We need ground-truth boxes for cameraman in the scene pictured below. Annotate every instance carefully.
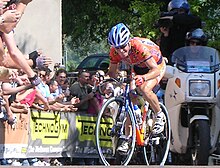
[158,0,202,64]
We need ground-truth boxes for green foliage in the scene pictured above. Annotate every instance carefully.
[188,0,220,45]
[62,0,220,71]
[128,0,161,39]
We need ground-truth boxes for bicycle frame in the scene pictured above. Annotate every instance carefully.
[121,80,148,146]
[95,76,171,166]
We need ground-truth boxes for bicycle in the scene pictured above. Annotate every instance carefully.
[95,73,171,166]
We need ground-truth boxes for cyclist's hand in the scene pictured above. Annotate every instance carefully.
[134,75,145,86]
[163,57,168,64]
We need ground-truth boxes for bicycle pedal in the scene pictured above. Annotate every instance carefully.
[116,121,123,125]
[150,137,160,145]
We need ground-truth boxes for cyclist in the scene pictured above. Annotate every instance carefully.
[185,28,208,46]
[107,22,166,152]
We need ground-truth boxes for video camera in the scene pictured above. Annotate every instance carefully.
[154,10,178,28]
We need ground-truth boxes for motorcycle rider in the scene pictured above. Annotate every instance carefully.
[185,28,208,46]
[106,23,166,153]
[171,28,208,66]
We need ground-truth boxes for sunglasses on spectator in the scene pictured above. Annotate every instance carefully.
[39,74,46,77]
[59,76,66,79]
[115,43,128,49]
[189,40,201,46]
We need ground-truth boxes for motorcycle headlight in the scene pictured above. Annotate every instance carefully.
[189,80,211,97]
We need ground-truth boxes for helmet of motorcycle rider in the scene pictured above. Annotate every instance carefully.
[167,0,190,14]
[185,28,208,46]
[108,23,130,48]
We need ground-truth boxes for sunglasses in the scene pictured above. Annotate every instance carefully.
[39,74,46,78]
[189,40,201,46]
[115,43,127,49]
[59,76,66,79]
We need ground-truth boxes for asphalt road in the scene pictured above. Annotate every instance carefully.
[1,166,219,168]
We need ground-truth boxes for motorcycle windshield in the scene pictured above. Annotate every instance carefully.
[171,46,220,73]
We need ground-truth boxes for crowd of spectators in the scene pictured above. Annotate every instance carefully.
[0,0,92,166]
[0,0,109,163]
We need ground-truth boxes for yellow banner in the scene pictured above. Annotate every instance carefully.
[30,111,69,144]
[76,115,113,147]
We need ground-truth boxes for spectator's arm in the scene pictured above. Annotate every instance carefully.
[2,82,32,95]
[2,31,36,78]
[73,92,94,108]
[35,88,50,111]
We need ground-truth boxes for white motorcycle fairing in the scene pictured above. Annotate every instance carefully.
[164,46,220,155]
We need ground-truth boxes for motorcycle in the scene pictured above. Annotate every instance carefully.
[164,46,220,165]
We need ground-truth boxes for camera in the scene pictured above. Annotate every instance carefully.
[154,10,178,28]
[160,10,178,17]
[4,0,19,8]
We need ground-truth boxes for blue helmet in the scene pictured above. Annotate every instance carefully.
[185,28,208,46]
[108,23,130,48]
[167,0,190,13]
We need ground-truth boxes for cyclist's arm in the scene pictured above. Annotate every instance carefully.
[106,62,119,78]
[141,57,160,81]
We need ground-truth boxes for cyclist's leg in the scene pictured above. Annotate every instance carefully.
[143,102,171,165]
[117,112,132,153]
[137,79,165,135]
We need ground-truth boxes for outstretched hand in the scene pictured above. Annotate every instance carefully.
[36,55,53,68]
[2,9,21,23]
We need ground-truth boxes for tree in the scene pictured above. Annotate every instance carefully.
[62,0,220,70]
[189,0,220,50]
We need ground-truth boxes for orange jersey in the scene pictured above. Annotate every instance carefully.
[109,37,163,68]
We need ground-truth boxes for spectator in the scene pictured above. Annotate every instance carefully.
[54,68,67,98]
[48,79,78,112]
[87,71,104,115]
[69,69,95,113]
[62,78,71,101]
[0,69,29,123]
[36,67,51,100]
[48,79,64,102]
[36,67,78,112]
[1,69,49,124]
[158,0,202,64]
[69,69,100,164]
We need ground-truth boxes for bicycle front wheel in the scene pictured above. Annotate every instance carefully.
[143,102,171,166]
[95,96,136,165]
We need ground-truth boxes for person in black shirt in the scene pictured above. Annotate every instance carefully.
[158,0,202,64]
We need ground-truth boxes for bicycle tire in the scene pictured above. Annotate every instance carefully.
[95,96,136,165]
[143,102,171,166]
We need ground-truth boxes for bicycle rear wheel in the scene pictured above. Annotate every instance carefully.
[143,102,171,166]
[95,96,136,165]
